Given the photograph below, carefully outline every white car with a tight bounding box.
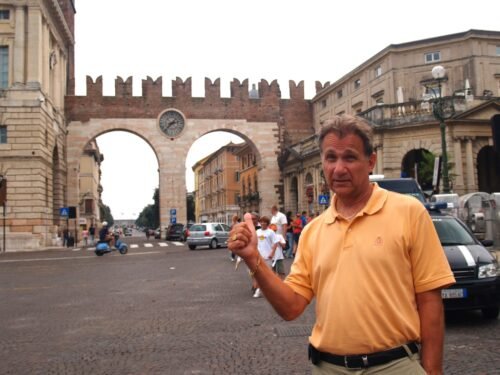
[186,223,231,250]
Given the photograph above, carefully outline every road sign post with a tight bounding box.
[318,195,330,206]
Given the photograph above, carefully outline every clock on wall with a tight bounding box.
[158,110,185,138]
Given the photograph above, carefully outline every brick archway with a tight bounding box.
[66,117,280,229]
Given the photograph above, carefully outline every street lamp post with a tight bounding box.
[425,65,455,194]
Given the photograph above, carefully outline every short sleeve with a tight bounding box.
[409,205,456,293]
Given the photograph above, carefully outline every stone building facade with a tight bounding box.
[0,0,75,250]
[282,30,500,215]
[235,143,260,216]
[194,142,243,224]
[78,140,102,232]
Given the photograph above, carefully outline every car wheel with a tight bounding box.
[481,307,499,319]
[209,238,218,249]
[188,245,196,250]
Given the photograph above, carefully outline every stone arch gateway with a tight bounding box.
[65,76,314,228]
[67,118,279,227]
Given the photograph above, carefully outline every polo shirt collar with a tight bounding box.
[324,183,388,224]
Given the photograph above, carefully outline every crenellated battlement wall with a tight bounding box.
[65,76,325,145]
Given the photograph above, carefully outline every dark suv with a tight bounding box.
[369,175,426,203]
[166,223,185,241]
[429,206,499,319]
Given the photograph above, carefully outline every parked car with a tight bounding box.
[124,228,133,236]
[369,175,426,203]
[154,227,161,239]
[166,223,185,241]
[186,222,231,250]
[428,203,499,319]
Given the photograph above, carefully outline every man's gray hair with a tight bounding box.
[318,115,374,156]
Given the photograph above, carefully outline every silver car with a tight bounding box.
[187,222,231,250]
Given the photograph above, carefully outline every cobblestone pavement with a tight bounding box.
[0,241,499,375]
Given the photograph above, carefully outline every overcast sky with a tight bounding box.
[74,0,500,219]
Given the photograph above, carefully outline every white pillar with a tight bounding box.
[453,138,464,192]
[465,138,475,192]
[376,146,383,174]
[13,6,25,85]
[26,7,43,86]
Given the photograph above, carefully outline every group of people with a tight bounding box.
[228,114,455,374]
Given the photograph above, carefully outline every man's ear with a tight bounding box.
[368,152,377,172]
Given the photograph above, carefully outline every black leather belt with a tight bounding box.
[308,342,419,369]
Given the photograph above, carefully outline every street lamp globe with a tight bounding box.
[432,65,446,80]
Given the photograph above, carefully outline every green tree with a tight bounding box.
[136,188,159,229]
[99,202,114,226]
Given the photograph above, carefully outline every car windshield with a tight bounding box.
[375,180,425,202]
[190,224,206,232]
[432,217,476,246]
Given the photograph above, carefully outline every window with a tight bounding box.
[85,199,94,214]
[0,126,6,143]
[337,89,343,99]
[321,99,327,109]
[497,45,500,56]
[375,66,382,78]
[0,46,8,89]
[235,171,240,182]
[354,79,361,90]
[0,10,10,20]
[425,51,441,63]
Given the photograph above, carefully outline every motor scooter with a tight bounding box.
[95,234,128,256]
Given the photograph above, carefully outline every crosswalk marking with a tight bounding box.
[158,242,168,247]
[72,248,81,252]
[130,244,139,249]
[172,242,184,246]
[144,243,153,248]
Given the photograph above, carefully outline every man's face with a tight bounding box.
[271,207,277,215]
[321,132,376,200]
[260,221,269,229]
[251,215,259,226]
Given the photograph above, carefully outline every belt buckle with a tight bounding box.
[344,355,367,370]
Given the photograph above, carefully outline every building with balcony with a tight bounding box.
[194,142,243,224]
[235,143,260,215]
[281,29,500,214]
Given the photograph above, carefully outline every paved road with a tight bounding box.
[0,240,499,374]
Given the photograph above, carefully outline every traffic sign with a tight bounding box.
[318,195,330,205]
[170,208,176,216]
[170,216,177,224]
[59,207,69,217]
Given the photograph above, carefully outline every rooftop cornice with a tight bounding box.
[312,29,500,101]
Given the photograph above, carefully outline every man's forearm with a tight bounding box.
[243,251,307,320]
[416,290,445,375]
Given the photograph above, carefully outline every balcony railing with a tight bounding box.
[359,96,478,127]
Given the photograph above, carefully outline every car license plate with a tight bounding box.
[441,288,467,299]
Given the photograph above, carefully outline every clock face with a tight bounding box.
[159,110,185,137]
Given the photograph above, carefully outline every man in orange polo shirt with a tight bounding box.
[228,115,455,374]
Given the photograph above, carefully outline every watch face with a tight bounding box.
[159,110,185,137]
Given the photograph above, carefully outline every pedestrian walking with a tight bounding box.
[291,213,303,256]
[145,227,150,240]
[230,214,241,262]
[228,114,455,374]
[253,216,278,298]
[62,227,69,247]
[285,211,294,259]
[270,205,287,237]
[268,224,286,280]
[89,224,95,245]
[82,228,89,247]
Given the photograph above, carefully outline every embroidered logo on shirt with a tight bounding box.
[374,236,383,246]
